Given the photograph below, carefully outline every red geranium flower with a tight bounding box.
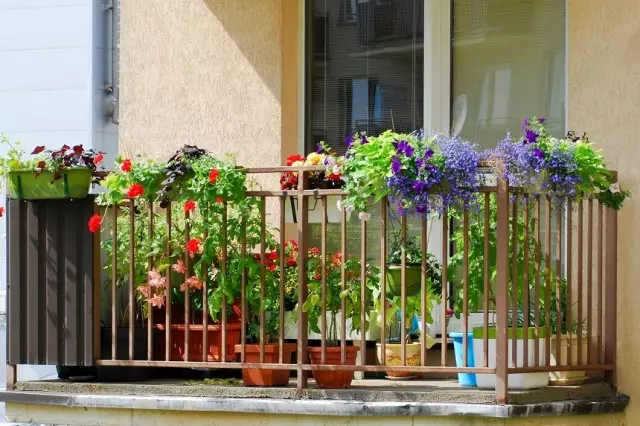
[215,196,224,204]
[127,183,144,198]
[286,256,296,267]
[87,213,102,233]
[332,252,342,267]
[184,200,196,213]
[121,159,132,173]
[308,247,321,257]
[94,153,104,165]
[286,154,305,166]
[187,238,201,254]
[209,168,220,184]
[0,206,5,218]
[314,273,322,280]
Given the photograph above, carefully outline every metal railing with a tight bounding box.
[91,167,617,404]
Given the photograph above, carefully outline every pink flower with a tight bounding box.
[149,295,166,308]
[172,259,187,274]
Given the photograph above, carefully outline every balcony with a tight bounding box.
[0,164,628,422]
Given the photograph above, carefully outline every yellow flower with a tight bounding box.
[306,152,325,166]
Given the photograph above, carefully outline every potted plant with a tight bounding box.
[281,143,345,223]
[0,134,104,200]
[234,241,297,387]
[301,248,378,389]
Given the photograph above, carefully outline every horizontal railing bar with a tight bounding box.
[95,360,496,373]
[507,365,614,373]
[245,189,345,197]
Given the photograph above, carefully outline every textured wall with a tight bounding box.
[119,0,283,167]
[568,0,640,424]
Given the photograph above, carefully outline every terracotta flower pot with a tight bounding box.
[308,346,359,389]
[234,343,297,387]
[153,322,241,362]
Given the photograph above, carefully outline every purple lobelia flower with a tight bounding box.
[360,133,368,145]
[391,156,402,175]
[316,143,324,154]
[345,133,355,149]
[393,139,415,157]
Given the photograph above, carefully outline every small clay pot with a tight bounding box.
[308,346,359,389]
[235,343,297,386]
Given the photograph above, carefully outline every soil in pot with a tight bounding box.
[376,343,421,379]
[386,265,422,297]
[153,322,241,362]
[234,343,297,386]
[308,346,359,389]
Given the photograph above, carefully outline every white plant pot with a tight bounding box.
[284,195,349,224]
[473,327,549,390]
[283,310,380,341]
[550,335,588,385]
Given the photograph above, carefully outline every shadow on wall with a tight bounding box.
[202,0,282,102]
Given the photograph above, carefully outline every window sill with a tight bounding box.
[0,379,628,419]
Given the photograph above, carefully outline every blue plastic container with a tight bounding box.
[449,332,477,386]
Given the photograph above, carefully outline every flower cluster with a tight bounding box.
[280,143,343,190]
[386,133,480,215]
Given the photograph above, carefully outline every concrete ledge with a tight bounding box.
[0,390,629,418]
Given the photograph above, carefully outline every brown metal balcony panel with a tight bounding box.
[7,197,95,366]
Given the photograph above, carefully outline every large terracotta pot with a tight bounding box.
[376,343,422,379]
[153,322,241,362]
[234,343,297,387]
[308,346,359,389]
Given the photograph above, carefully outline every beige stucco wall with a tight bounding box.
[568,0,640,424]
[5,403,624,426]
[119,0,285,167]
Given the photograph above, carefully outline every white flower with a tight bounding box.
[323,156,336,167]
[336,198,343,211]
[358,212,372,221]
[332,164,341,175]
[609,183,620,194]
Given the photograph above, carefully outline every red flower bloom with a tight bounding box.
[184,200,196,213]
[209,168,220,184]
[88,214,102,233]
[121,159,132,173]
[268,263,277,272]
[0,206,5,218]
[314,273,322,280]
[94,153,104,165]
[286,154,305,166]
[187,238,201,254]
[332,252,342,267]
[286,256,296,267]
[326,172,342,181]
[127,183,144,198]
[215,196,224,204]
[308,247,321,257]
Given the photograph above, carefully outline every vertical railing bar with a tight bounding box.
[165,204,172,361]
[321,196,327,365]
[128,199,135,361]
[523,199,529,368]
[184,210,191,362]
[587,199,593,365]
[147,201,154,361]
[279,197,286,364]
[577,200,583,365]
[534,197,541,367]
[463,210,469,367]
[360,215,367,366]
[401,213,407,366]
[111,204,117,360]
[555,201,562,364]
[545,196,552,366]
[202,229,208,362]
[340,197,347,364]
[380,199,387,365]
[604,205,618,386]
[566,201,573,366]
[296,173,309,390]
[221,201,228,362]
[259,197,266,364]
[441,209,448,367]
[597,202,603,364]
[495,176,510,404]
[511,199,518,368]
[483,193,490,368]
[240,218,247,363]
[420,213,427,366]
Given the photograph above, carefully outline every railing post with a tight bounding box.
[296,169,309,390]
[604,205,617,387]
[495,175,510,404]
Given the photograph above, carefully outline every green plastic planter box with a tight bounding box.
[472,326,546,339]
[7,168,93,200]
[386,265,422,297]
